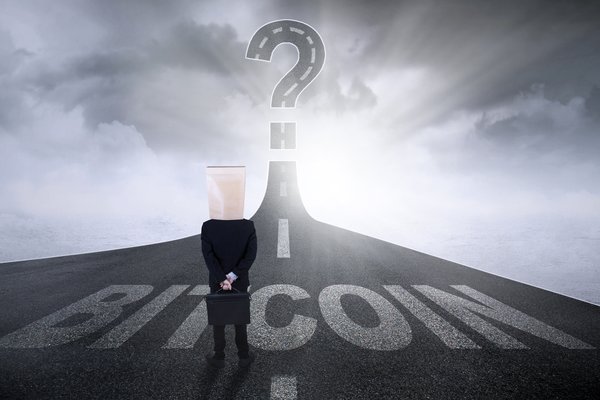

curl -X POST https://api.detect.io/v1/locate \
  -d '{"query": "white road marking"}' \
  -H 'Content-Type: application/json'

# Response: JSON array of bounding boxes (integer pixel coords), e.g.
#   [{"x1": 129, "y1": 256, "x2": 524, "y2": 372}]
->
[
  {"x1": 319, "y1": 284, "x2": 412, "y2": 350},
  {"x1": 311, "y1": 48, "x2": 316, "y2": 63},
  {"x1": 280, "y1": 182, "x2": 287, "y2": 197},
  {"x1": 248, "y1": 284, "x2": 316, "y2": 350},
  {"x1": 281, "y1": 121, "x2": 286, "y2": 133},
  {"x1": 306, "y1": 36, "x2": 313, "y2": 45},
  {"x1": 281, "y1": 138, "x2": 285, "y2": 148},
  {"x1": 299, "y1": 66, "x2": 313, "y2": 81},
  {"x1": 163, "y1": 285, "x2": 210, "y2": 349},
  {"x1": 255, "y1": 53, "x2": 260, "y2": 59},
  {"x1": 89, "y1": 285, "x2": 189, "y2": 348},
  {"x1": 189, "y1": 285, "x2": 210, "y2": 296},
  {"x1": 383, "y1": 285, "x2": 479, "y2": 349},
  {"x1": 259, "y1": 37, "x2": 268, "y2": 48},
  {"x1": 0, "y1": 285, "x2": 153, "y2": 348},
  {"x1": 272, "y1": 27, "x2": 283, "y2": 34},
  {"x1": 2, "y1": 283, "x2": 593, "y2": 351},
  {"x1": 271, "y1": 376, "x2": 297, "y2": 399},
  {"x1": 413, "y1": 285, "x2": 595, "y2": 349},
  {"x1": 277, "y1": 219, "x2": 290, "y2": 258},
  {"x1": 283, "y1": 82, "x2": 298, "y2": 97},
  {"x1": 290, "y1": 27, "x2": 305, "y2": 35}
]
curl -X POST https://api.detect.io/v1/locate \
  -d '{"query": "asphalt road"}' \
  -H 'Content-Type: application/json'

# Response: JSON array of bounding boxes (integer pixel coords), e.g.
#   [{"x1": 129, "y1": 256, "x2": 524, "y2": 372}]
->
[{"x1": 0, "y1": 160, "x2": 598, "y2": 399}]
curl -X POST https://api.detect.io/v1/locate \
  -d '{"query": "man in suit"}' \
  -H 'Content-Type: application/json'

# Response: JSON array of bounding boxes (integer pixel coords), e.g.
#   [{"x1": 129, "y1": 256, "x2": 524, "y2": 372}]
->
[{"x1": 202, "y1": 217, "x2": 257, "y2": 368}]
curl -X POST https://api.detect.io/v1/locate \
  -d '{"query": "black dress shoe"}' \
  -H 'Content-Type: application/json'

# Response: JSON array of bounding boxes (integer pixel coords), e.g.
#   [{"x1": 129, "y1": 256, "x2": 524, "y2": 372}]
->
[
  {"x1": 238, "y1": 351, "x2": 256, "y2": 368},
  {"x1": 205, "y1": 353, "x2": 225, "y2": 368}
]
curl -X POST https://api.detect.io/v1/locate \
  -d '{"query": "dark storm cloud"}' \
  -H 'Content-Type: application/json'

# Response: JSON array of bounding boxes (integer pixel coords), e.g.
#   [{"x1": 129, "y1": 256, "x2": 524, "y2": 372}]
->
[
  {"x1": 585, "y1": 85, "x2": 600, "y2": 120},
  {"x1": 27, "y1": 20, "x2": 247, "y2": 86},
  {"x1": 152, "y1": 22, "x2": 245, "y2": 73},
  {"x1": 414, "y1": 84, "x2": 600, "y2": 196},
  {"x1": 41, "y1": 21, "x2": 246, "y2": 81},
  {"x1": 5, "y1": 0, "x2": 600, "y2": 152},
  {"x1": 15, "y1": 17, "x2": 255, "y2": 140},
  {"x1": 65, "y1": 0, "x2": 201, "y2": 41},
  {"x1": 268, "y1": 0, "x2": 600, "y2": 124},
  {"x1": 380, "y1": 0, "x2": 600, "y2": 106},
  {"x1": 0, "y1": 0, "x2": 256, "y2": 147},
  {"x1": 11, "y1": 1, "x2": 379, "y2": 138},
  {"x1": 476, "y1": 101, "x2": 599, "y2": 162}
]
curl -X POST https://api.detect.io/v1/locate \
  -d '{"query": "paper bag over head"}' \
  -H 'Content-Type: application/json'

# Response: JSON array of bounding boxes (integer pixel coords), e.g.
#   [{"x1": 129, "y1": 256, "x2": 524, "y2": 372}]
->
[{"x1": 206, "y1": 166, "x2": 246, "y2": 220}]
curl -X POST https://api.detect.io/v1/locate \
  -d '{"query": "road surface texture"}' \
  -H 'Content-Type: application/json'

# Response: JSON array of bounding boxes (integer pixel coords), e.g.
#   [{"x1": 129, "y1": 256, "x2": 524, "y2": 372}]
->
[{"x1": 1, "y1": 161, "x2": 598, "y2": 399}]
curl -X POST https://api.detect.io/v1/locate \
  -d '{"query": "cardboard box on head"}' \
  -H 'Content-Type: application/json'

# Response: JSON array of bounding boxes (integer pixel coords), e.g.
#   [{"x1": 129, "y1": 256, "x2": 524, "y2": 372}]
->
[{"x1": 206, "y1": 166, "x2": 246, "y2": 220}]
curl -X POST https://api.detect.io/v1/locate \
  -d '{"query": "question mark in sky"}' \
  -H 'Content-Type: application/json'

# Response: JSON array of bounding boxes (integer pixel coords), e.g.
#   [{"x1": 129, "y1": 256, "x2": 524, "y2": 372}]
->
[{"x1": 246, "y1": 19, "x2": 325, "y2": 150}]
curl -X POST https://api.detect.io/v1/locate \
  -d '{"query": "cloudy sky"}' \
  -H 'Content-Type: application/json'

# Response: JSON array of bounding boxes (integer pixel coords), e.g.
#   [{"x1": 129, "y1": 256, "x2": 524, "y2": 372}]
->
[{"x1": 1, "y1": 0, "x2": 599, "y2": 303}]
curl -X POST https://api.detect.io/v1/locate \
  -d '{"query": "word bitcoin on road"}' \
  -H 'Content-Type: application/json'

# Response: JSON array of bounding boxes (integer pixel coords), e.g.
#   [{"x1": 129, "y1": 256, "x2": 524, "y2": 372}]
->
[{"x1": 0, "y1": 284, "x2": 594, "y2": 350}]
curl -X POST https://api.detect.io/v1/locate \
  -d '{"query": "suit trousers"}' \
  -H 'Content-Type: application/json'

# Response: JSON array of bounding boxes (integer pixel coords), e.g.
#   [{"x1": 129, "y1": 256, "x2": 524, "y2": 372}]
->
[{"x1": 209, "y1": 281, "x2": 250, "y2": 359}]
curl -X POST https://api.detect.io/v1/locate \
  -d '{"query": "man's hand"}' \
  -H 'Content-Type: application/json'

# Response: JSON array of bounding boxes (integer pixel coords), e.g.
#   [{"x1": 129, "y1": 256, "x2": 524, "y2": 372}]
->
[
  {"x1": 220, "y1": 279, "x2": 232, "y2": 290},
  {"x1": 226, "y1": 271, "x2": 238, "y2": 284}
]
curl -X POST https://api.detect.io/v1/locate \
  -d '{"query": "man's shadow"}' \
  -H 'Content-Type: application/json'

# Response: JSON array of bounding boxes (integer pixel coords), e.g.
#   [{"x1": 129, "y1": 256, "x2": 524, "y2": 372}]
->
[{"x1": 198, "y1": 342, "x2": 255, "y2": 399}]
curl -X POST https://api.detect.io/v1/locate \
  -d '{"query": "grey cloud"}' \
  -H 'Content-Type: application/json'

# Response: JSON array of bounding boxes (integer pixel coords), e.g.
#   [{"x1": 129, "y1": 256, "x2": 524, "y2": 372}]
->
[
  {"x1": 67, "y1": 50, "x2": 150, "y2": 80},
  {"x1": 346, "y1": 76, "x2": 377, "y2": 110},
  {"x1": 14, "y1": 18, "x2": 260, "y2": 148},
  {"x1": 585, "y1": 85, "x2": 600, "y2": 120},
  {"x1": 263, "y1": 0, "x2": 405, "y2": 28},
  {"x1": 0, "y1": 30, "x2": 34, "y2": 130},
  {"x1": 417, "y1": 85, "x2": 600, "y2": 195},
  {"x1": 475, "y1": 88, "x2": 599, "y2": 157},
  {"x1": 0, "y1": 35, "x2": 34, "y2": 75},
  {"x1": 361, "y1": 0, "x2": 600, "y2": 107},
  {"x1": 294, "y1": 64, "x2": 378, "y2": 114},
  {"x1": 7, "y1": 0, "x2": 600, "y2": 128},
  {"x1": 63, "y1": 0, "x2": 201, "y2": 43},
  {"x1": 265, "y1": 0, "x2": 600, "y2": 129},
  {"x1": 5, "y1": 0, "x2": 600, "y2": 153},
  {"x1": 12, "y1": 7, "x2": 380, "y2": 149},
  {"x1": 28, "y1": 20, "x2": 246, "y2": 87},
  {"x1": 152, "y1": 21, "x2": 245, "y2": 74},
  {"x1": 0, "y1": 85, "x2": 29, "y2": 130}
]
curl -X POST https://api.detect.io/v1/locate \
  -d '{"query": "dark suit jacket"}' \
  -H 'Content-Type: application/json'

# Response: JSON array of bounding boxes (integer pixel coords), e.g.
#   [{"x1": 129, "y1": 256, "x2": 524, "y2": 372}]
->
[{"x1": 201, "y1": 218, "x2": 257, "y2": 292}]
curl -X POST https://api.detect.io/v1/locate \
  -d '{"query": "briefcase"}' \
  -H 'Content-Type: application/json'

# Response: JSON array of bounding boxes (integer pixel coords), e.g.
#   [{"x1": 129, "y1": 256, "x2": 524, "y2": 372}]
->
[{"x1": 206, "y1": 287, "x2": 251, "y2": 325}]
